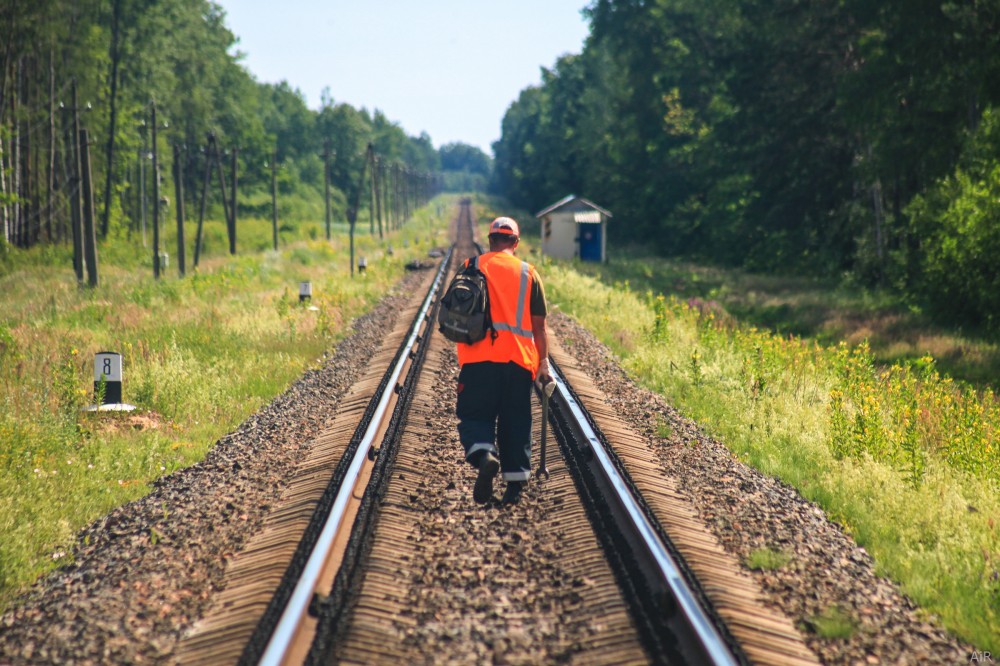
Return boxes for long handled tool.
[536,379,556,480]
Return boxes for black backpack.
[438,256,495,344]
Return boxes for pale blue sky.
[215,1,592,156]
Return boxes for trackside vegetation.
[0,200,452,609]
[568,249,1000,391]
[539,256,999,652]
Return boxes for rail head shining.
[549,363,738,666]
[258,249,452,666]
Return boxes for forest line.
[491,0,1000,336]
[0,0,492,272]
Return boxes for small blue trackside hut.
[535,195,612,262]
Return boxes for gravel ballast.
[0,270,980,665]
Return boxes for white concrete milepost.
[84,351,136,412]
[95,351,122,403]
[300,281,319,311]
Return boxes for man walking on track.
[455,216,552,505]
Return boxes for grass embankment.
[542,257,999,652]
[0,198,452,608]
[574,249,1000,388]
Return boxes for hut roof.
[535,194,612,219]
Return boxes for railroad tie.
[334,315,650,664]
[174,270,439,665]
[549,337,821,666]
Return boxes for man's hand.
[532,315,551,387]
[537,358,553,388]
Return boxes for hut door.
[579,224,602,262]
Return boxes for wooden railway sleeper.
[548,357,745,666]
[244,248,454,666]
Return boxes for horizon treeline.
[492,0,1000,335]
[0,0,491,253]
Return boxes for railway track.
[177,200,820,665]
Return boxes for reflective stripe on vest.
[492,261,533,339]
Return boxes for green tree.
[316,101,371,214]
[439,142,491,176]
[907,108,1000,331]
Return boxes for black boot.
[501,481,524,505]
[473,453,500,504]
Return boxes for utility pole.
[79,128,99,287]
[369,150,376,236]
[399,166,410,224]
[386,163,393,232]
[71,81,84,283]
[324,139,331,240]
[139,123,147,247]
[374,155,383,240]
[101,0,124,239]
[212,136,232,253]
[194,136,213,268]
[271,147,278,251]
[347,144,373,277]
[174,143,185,277]
[229,147,238,254]
[391,163,398,231]
[47,49,55,242]
[152,101,161,279]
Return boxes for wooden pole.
[386,163,392,232]
[347,144,372,277]
[47,49,55,242]
[152,102,160,279]
[71,81,84,282]
[374,156,383,240]
[101,0,124,239]
[174,143,185,277]
[212,136,232,253]
[194,137,212,268]
[21,60,33,247]
[79,128,99,287]
[324,139,331,241]
[385,163,398,231]
[271,147,278,251]
[369,150,375,236]
[0,102,7,245]
[12,62,21,248]
[140,129,147,246]
[395,164,402,227]
[403,167,410,221]
[229,147,238,254]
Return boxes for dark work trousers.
[456,361,533,482]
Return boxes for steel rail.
[549,362,739,666]
[258,249,453,666]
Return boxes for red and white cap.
[489,217,520,237]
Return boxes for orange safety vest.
[456,251,540,378]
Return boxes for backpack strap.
[472,254,499,343]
